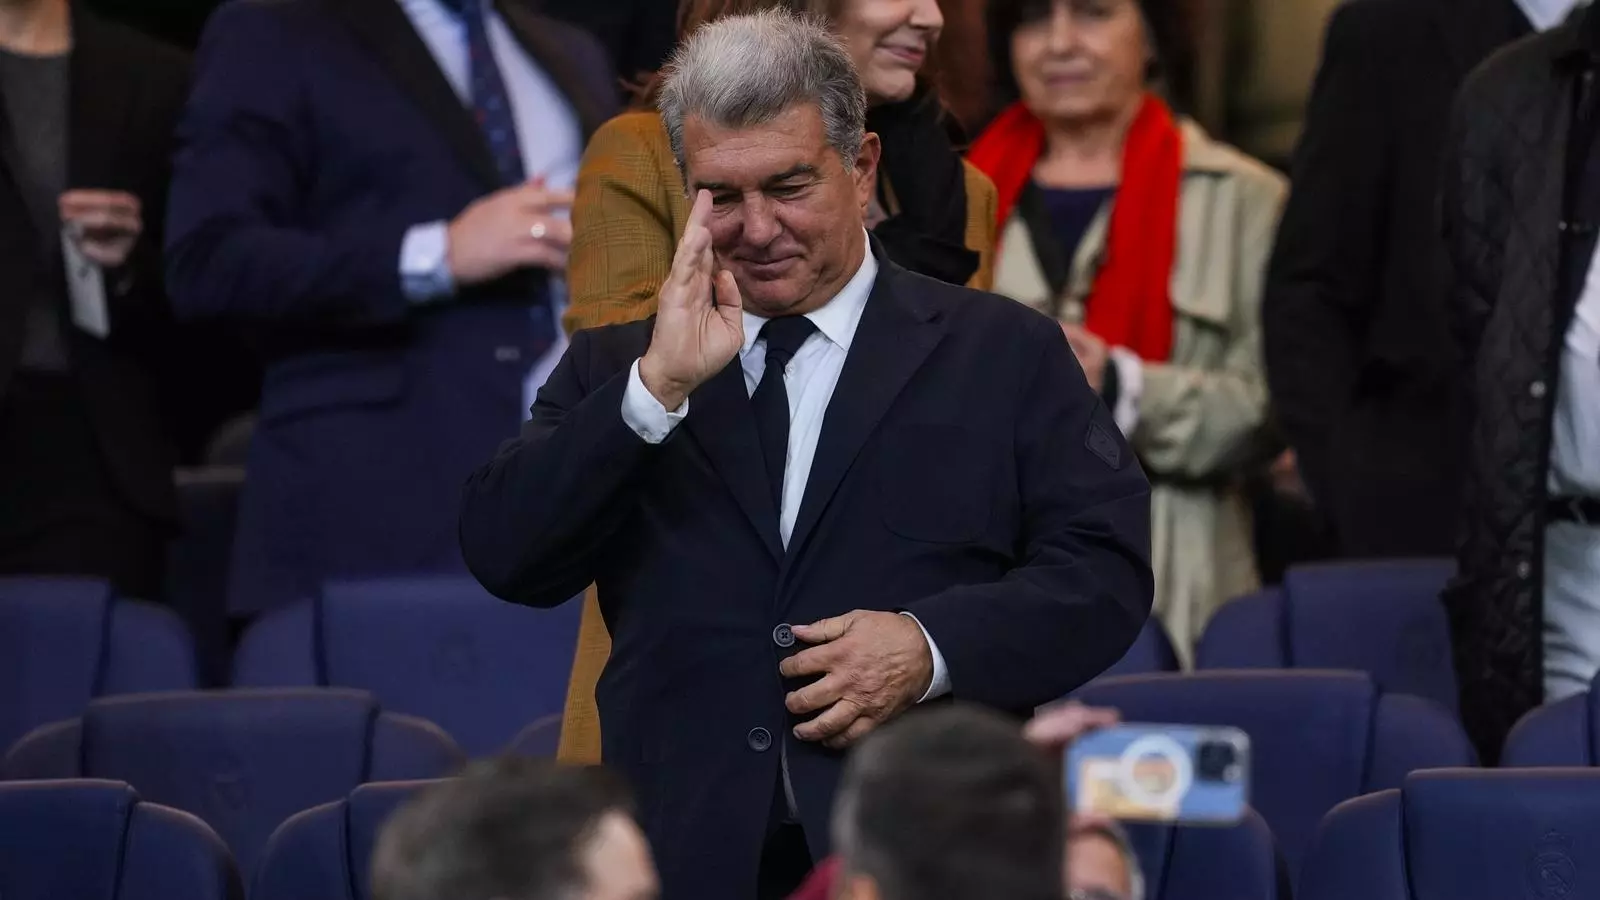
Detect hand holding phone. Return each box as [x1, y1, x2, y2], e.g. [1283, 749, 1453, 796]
[1066, 723, 1251, 826]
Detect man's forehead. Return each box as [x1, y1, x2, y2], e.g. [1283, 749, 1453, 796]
[682, 106, 833, 185]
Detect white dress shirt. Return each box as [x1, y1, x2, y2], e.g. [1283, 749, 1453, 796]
[1543, 236, 1600, 701]
[618, 236, 952, 704]
[393, 0, 583, 415]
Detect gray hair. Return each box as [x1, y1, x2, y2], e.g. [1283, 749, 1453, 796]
[657, 9, 868, 176]
[1074, 821, 1147, 900]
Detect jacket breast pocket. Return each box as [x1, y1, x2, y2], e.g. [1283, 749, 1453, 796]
[258, 351, 407, 426]
[876, 424, 993, 544]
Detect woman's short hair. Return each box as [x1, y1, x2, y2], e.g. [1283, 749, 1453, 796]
[984, 0, 1188, 110]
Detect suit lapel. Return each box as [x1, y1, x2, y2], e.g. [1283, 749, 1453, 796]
[783, 264, 945, 566]
[496, 1, 610, 140]
[685, 359, 785, 562]
[328, 0, 501, 190]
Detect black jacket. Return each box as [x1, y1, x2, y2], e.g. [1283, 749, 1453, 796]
[1440, 8, 1600, 761]
[0, 8, 190, 524]
[460, 251, 1153, 899]
[1263, 0, 1529, 557]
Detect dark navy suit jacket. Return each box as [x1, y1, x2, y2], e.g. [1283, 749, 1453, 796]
[460, 255, 1155, 899]
[164, 0, 616, 614]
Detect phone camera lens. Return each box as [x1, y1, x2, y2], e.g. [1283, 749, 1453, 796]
[1196, 741, 1238, 781]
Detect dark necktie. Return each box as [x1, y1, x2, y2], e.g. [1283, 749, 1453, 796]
[752, 316, 819, 512]
[457, 0, 526, 186]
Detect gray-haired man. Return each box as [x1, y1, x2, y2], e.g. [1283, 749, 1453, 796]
[459, 11, 1153, 900]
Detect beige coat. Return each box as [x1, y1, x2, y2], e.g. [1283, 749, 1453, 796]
[992, 121, 1285, 661]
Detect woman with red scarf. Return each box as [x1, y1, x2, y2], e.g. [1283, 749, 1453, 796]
[971, 0, 1284, 660]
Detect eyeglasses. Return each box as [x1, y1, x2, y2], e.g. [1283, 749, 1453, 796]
[1070, 889, 1129, 900]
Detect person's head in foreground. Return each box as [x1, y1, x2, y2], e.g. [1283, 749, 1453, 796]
[829, 704, 1067, 900]
[370, 757, 659, 900]
[1067, 820, 1144, 900]
[658, 10, 880, 318]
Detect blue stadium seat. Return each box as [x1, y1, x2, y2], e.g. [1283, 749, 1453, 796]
[507, 714, 563, 758]
[1074, 671, 1475, 881]
[1300, 769, 1600, 900]
[1101, 617, 1181, 679]
[1126, 808, 1286, 900]
[166, 466, 246, 685]
[0, 577, 198, 753]
[232, 575, 581, 756]
[1, 689, 463, 875]
[253, 780, 442, 900]
[0, 779, 240, 900]
[1195, 559, 1458, 712]
[1502, 670, 1600, 766]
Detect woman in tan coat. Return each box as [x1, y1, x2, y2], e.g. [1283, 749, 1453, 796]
[557, 0, 999, 764]
[972, 0, 1283, 662]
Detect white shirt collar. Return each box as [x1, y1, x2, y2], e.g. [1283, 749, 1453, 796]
[741, 232, 878, 357]
[1515, 0, 1586, 31]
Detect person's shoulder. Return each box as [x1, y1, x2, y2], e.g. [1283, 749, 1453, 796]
[1180, 121, 1287, 206]
[595, 110, 670, 145]
[197, 0, 321, 47]
[892, 267, 1060, 343]
[571, 316, 657, 359]
[81, 14, 190, 72]
[583, 111, 672, 173]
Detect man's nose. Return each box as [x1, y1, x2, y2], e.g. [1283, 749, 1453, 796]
[739, 196, 782, 248]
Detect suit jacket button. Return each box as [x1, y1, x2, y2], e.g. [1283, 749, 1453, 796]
[747, 727, 773, 752]
[773, 624, 795, 648]
[1516, 561, 1532, 580]
[494, 346, 522, 363]
[1530, 380, 1548, 399]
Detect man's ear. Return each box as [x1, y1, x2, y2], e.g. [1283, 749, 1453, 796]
[853, 132, 883, 211]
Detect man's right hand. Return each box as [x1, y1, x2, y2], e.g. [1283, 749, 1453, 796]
[638, 190, 745, 410]
[446, 180, 574, 287]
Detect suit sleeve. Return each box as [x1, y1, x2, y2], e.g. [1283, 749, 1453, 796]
[163, 2, 414, 326]
[562, 116, 678, 333]
[1260, 4, 1392, 505]
[904, 319, 1155, 709]
[1132, 172, 1282, 479]
[458, 330, 658, 606]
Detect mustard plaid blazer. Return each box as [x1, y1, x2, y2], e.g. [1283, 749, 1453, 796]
[555, 110, 998, 764]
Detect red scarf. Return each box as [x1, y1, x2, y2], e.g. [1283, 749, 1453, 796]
[968, 93, 1182, 362]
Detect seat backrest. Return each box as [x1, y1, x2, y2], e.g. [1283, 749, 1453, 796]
[0, 578, 197, 752]
[1302, 769, 1600, 900]
[1196, 560, 1458, 711]
[1502, 685, 1598, 767]
[1280, 560, 1457, 711]
[0, 779, 240, 900]
[5, 689, 463, 875]
[1074, 671, 1473, 878]
[234, 576, 581, 756]
[254, 780, 444, 900]
[1128, 807, 1284, 900]
[1194, 589, 1285, 669]
[1100, 617, 1181, 680]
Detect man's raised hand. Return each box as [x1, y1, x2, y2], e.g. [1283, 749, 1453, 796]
[639, 190, 745, 410]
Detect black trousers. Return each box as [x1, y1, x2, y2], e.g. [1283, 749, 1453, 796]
[757, 772, 814, 900]
[0, 372, 164, 599]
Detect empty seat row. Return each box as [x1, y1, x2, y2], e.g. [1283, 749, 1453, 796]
[0, 575, 580, 757]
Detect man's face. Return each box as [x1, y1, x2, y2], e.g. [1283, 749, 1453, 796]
[682, 103, 880, 317]
[1066, 831, 1134, 900]
[580, 812, 659, 900]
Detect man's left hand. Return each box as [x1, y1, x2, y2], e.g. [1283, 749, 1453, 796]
[59, 190, 142, 268]
[780, 610, 933, 750]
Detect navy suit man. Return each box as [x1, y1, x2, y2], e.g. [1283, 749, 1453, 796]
[165, 0, 616, 614]
[458, 13, 1154, 900]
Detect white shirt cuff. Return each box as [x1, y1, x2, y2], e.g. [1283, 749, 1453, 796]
[1108, 346, 1144, 437]
[621, 358, 688, 443]
[900, 611, 951, 702]
[400, 220, 456, 303]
